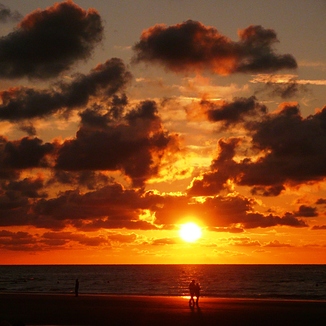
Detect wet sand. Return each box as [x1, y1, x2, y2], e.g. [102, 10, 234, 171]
[1, 293, 326, 325]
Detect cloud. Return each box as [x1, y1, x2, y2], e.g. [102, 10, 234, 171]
[251, 185, 285, 197]
[251, 74, 326, 86]
[311, 225, 326, 230]
[188, 138, 240, 196]
[229, 237, 261, 247]
[189, 102, 326, 196]
[132, 20, 297, 75]
[0, 230, 37, 251]
[1, 136, 54, 169]
[294, 205, 318, 218]
[50, 170, 110, 190]
[0, 1, 103, 79]
[0, 4, 22, 23]
[0, 58, 131, 121]
[2, 177, 47, 198]
[263, 240, 292, 247]
[154, 193, 307, 229]
[55, 100, 180, 187]
[252, 75, 308, 99]
[210, 227, 244, 233]
[42, 231, 108, 247]
[18, 122, 37, 136]
[0, 173, 308, 232]
[316, 198, 326, 205]
[32, 183, 162, 231]
[151, 237, 177, 245]
[242, 104, 326, 186]
[107, 232, 137, 243]
[202, 96, 267, 127]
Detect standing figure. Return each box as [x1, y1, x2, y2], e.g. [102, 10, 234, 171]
[75, 278, 79, 297]
[189, 279, 196, 307]
[195, 282, 201, 307]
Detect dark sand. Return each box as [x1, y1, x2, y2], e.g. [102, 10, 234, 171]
[1, 293, 326, 326]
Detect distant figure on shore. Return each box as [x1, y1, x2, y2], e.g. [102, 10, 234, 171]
[75, 278, 79, 297]
[189, 279, 196, 307]
[195, 282, 201, 307]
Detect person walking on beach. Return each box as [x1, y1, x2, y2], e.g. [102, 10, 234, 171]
[189, 279, 196, 307]
[195, 282, 201, 307]
[75, 278, 79, 297]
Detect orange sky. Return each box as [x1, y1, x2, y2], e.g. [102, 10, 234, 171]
[0, 0, 326, 264]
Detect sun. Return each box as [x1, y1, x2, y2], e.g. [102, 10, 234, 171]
[179, 222, 202, 243]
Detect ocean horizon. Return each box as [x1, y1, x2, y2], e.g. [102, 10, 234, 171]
[0, 264, 325, 301]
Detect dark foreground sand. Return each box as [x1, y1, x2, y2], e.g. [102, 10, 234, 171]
[1, 293, 326, 326]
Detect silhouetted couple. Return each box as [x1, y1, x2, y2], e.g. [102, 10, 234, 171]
[189, 279, 201, 307]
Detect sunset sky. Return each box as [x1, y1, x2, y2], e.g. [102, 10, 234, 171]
[0, 0, 326, 264]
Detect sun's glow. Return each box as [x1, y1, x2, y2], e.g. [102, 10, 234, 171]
[179, 222, 202, 242]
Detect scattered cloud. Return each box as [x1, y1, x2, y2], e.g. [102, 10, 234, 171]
[132, 21, 297, 75]
[0, 3, 22, 23]
[294, 205, 318, 218]
[0, 1, 103, 79]
[263, 240, 292, 247]
[311, 225, 326, 230]
[0, 58, 131, 121]
[188, 102, 326, 196]
[0, 2, 324, 261]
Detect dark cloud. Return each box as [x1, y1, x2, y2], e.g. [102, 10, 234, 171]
[2, 177, 47, 198]
[0, 4, 22, 23]
[56, 100, 179, 187]
[255, 78, 308, 99]
[0, 58, 131, 121]
[189, 103, 326, 196]
[294, 205, 318, 218]
[154, 193, 307, 229]
[200, 196, 307, 229]
[42, 231, 108, 247]
[242, 104, 326, 186]
[188, 138, 240, 196]
[0, 173, 308, 232]
[203, 96, 267, 128]
[0, 230, 37, 250]
[251, 185, 285, 197]
[1, 137, 53, 169]
[50, 170, 110, 190]
[132, 20, 297, 74]
[32, 183, 161, 231]
[311, 225, 326, 230]
[0, 136, 53, 190]
[316, 198, 326, 205]
[236, 25, 297, 73]
[18, 122, 37, 136]
[0, 1, 103, 79]
[0, 183, 121, 230]
[107, 233, 137, 243]
[0, 137, 20, 180]
[79, 94, 128, 128]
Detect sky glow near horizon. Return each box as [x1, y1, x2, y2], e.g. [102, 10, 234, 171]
[0, 0, 326, 264]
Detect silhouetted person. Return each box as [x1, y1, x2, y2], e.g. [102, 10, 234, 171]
[75, 278, 79, 297]
[189, 279, 196, 307]
[195, 282, 201, 306]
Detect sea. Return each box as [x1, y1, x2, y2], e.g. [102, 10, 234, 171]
[0, 265, 325, 300]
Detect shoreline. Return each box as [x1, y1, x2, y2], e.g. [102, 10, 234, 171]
[1, 291, 326, 303]
[1, 293, 326, 325]
[1, 291, 326, 302]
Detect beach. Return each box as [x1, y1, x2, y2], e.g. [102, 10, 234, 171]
[1, 293, 326, 326]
